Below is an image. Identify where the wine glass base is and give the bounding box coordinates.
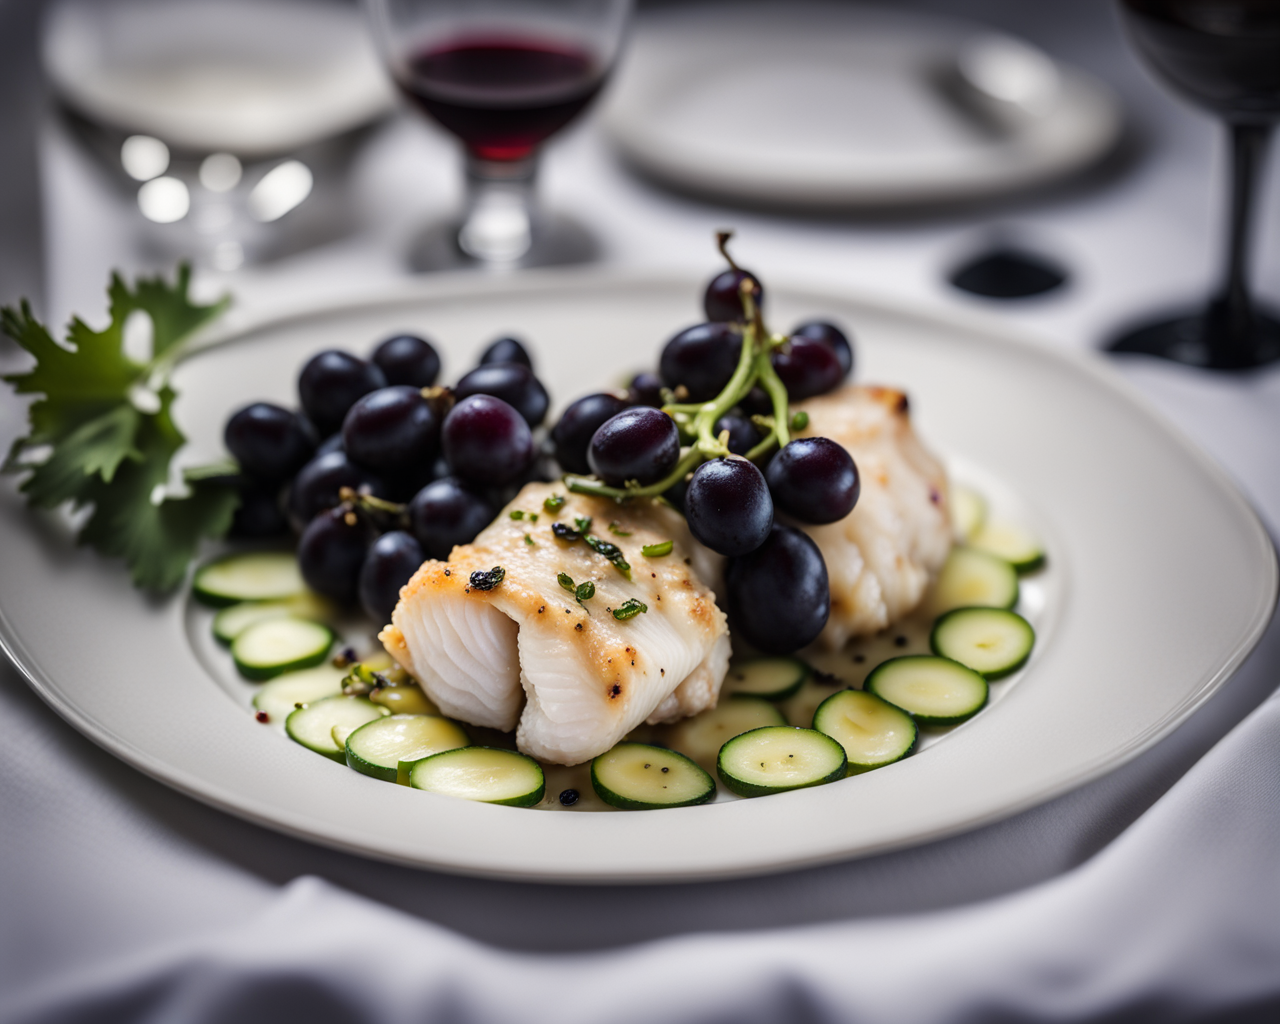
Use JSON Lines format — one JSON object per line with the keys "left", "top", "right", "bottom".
{"left": 1107, "top": 309, "right": 1280, "bottom": 371}
{"left": 406, "top": 211, "right": 599, "bottom": 273}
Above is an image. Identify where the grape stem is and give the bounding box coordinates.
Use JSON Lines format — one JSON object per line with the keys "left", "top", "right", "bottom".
{"left": 565, "top": 275, "right": 797, "bottom": 503}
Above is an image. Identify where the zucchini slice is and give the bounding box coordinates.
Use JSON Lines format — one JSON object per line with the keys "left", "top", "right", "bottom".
{"left": 928, "top": 546, "right": 1018, "bottom": 616}
{"left": 211, "top": 593, "right": 331, "bottom": 645}
{"left": 345, "top": 714, "right": 470, "bottom": 784}
{"left": 591, "top": 743, "right": 716, "bottom": 809}
{"left": 970, "top": 520, "right": 1046, "bottom": 573}
{"left": 231, "top": 617, "right": 334, "bottom": 681}
{"left": 812, "top": 689, "right": 917, "bottom": 773}
{"left": 724, "top": 657, "right": 811, "bottom": 700}
{"left": 716, "top": 726, "right": 847, "bottom": 797}
{"left": 950, "top": 485, "right": 987, "bottom": 542}
{"left": 193, "top": 552, "right": 306, "bottom": 607}
{"left": 864, "top": 655, "right": 988, "bottom": 726}
{"left": 251, "top": 665, "right": 346, "bottom": 724}
{"left": 410, "top": 747, "right": 546, "bottom": 807}
{"left": 931, "top": 607, "right": 1035, "bottom": 679}
{"left": 369, "top": 684, "right": 439, "bottom": 717}
{"left": 286, "top": 696, "right": 387, "bottom": 761}
{"left": 666, "top": 697, "right": 787, "bottom": 773}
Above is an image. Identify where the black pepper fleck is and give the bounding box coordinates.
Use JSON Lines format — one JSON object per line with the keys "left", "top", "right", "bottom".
{"left": 894, "top": 635, "right": 908, "bottom": 647}
{"left": 854, "top": 654, "right": 866, "bottom": 664}
{"left": 575, "top": 622, "right": 584, "bottom": 632}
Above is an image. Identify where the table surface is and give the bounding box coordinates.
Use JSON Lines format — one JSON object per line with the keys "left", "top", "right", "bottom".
{"left": 3, "top": 1, "right": 1280, "bottom": 1021}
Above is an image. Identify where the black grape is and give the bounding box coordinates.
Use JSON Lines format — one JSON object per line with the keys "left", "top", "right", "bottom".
{"left": 766, "top": 437, "right": 860, "bottom": 524}
{"left": 659, "top": 323, "right": 743, "bottom": 402}
{"left": 358, "top": 530, "right": 424, "bottom": 623}
{"left": 223, "top": 403, "right": 315, "bottom": 482}
{"left": 441, "top": 395, "right": 534, "bottom": 485}
{"left": 714, "top": 413, "right": 761, "bottom": 456}
{"left": 684, "top": 458, "right": 773, "bottom": 556}
{"left": 725, "top": 525, "right": 829, "bottom": 654}
{"left": 342, "top": 386, "right": 439, "bottom": 475}
{"left": 792, "top": 320, "right": 853, "bottom": 380}
{"left": 453, "top": 363, "right": 550, "bottom": 428}
{"left": 409, "top": 477, "right": 497, "bottom": 559}
{"left": 587, "top": 407, "right": 680, "bottom": 487}
{"left": 314, "top": 433, "right": 344, "bottom": 459}
{"left": 297, "top": 506, "right": 372, "bottom": 604}
{"left": 288, "top": 450, "right": 386, "bottom": 527}
{"left": 704, "top": 268, "right": 764, "bottom": 323}
{"left": 771, "top": 336, "right": 843, "bottom": 401}
{"left": 372, "top": 334, "right": 441, "bottom": 388}
{"left": 551, "top": 392, "right": 630, "bottom": 474}
{"left": 228, "top": 480, "right": 288, "bottom": 539}
{"left": 739, "top": 386, "right": 773, "bottom": 417}
{"left": 298, "top": 350, "right": 386, "bottom": 436}
{"left": 479, "top": 336, "right": 533, "bottom": 370}
{"left": 628, "top": 372, "right": 665, "bottom": 408}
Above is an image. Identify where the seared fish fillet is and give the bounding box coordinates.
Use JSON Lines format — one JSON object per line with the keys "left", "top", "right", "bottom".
{"left": 381, "top": 482, "right": 730, "bottom": 765}
{"left": 796, "top": 384, "right": 951, "bottom": 649}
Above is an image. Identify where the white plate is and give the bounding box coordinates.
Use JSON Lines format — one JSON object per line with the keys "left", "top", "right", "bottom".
{"left": 0, "top": 272, "right": 1273, "bottom": 883}
{"left": 602, "top": 4, "right": 1123, "bottom": 209}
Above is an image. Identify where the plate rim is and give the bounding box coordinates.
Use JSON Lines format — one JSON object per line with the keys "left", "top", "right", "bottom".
{"left": 2, "top": 267, "right": 1275, "bottom": 884}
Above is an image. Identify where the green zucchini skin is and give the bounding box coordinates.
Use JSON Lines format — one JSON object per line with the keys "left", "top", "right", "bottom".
{"left": 930, "top": 607, "right": 1035, "bottom": 680}
{"left": 812, "top": 689, "right": 917, "bottom": 774}
{"left": 344, "top": 714, "right": 470, "bottom": 783}
{"left": 231, "top": 618, "right": 334, "bottom": 681}
{"left": 716, "top": 726, "right": 847, "bottom": 797}
{"left": 192, "top": 552, "right": 306, "bottom": 607}
{"left": 286, "top": 696, "right": 387, "bottom": 761}
{"left": 591, "top": 743, "right": 717, "bottom": 810}
{"left": 723, "top": 657, "right": 811, "bottom": 700}
{"left": 410, "top": 747, "right": 546, "bottom": 807}
{"left": 864, "top": 655, "right": 988, "bottom": 726}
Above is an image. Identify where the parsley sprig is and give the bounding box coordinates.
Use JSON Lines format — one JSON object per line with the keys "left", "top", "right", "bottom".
{"left": 2, "top": 265, "right": 237, "bottom": 591}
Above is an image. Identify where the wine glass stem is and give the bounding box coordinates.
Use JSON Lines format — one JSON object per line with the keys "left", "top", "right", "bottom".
{"left": 1211, "top": 121, "right": 1273, "bottom": 362}
{"left": 458, "top": 154, "right": 538, "bottom": 263}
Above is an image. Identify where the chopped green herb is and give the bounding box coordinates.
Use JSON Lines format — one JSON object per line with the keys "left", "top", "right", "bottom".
{"left": 469, "top": 566, "right": 505, "bottom": 591}
{"left": 574, "top": 515, "right": 593, "bottom": 534}
{"left": 575, "top": 581, "right": 595, "bottom": 603}
{"left": 552, "top": 522, "right": 581, "bottom": 542}
{"left": 642, "top": 540, "right": 673, "bottom": 558}
{"left": 790, "top": 411, "right": 810, "bottom": 430}
{"left": 529, "top": 513, "right": 539, "bottom": 523}
{"left": 608, "top": 521, "right": 632, "bottom": 537}
{"left": 544, "top": 494, "right": 566, "bottom": 512}
{"left": 585, "top": 534, "right": 632, "bottom": 580}
{"left": 557, "top": 572, "right": 576, "bottom": 594}
{"left": 524, "top": 534, "right": 535, "bottom": 546}
{"left": 613, "top": 598, "right": 648, "bottom": 621}
{"left": 509, "top": 510, "right": 525, "bottom": 520}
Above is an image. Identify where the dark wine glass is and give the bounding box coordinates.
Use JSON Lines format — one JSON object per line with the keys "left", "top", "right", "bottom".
{"left": 364, "top": 0, "right": 631, "bottom": 269}
{"left": 1110, "top": 0, "right": 1280, "bottom": 369}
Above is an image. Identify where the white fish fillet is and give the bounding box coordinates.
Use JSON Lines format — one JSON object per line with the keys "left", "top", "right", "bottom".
{"left": 795, "top": 384, "right": 952, "bottom": 648}
{"left": 381, "top": 483, "right": 729, "bottom": 765}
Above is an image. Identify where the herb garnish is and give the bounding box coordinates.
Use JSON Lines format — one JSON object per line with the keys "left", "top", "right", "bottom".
{"left": 524, "top": 534, "right": 535, "bottom": 545}
{"left": 642, "top": 540, "right": 673, "bottom": 558}
{"left": 552, "top": 522, "right": 581, "bottom": 542}
{"left": 608, "top": 521, "right": 632, "bottom": 537}
{"left": 613, "top": 598, "right": 648, "bottom": 620}
{"left": 574, "top": 515, "right": 593, "bottom": 534}
{"left": 1, "top": 265, "right": 237, "bottom": 591}
{"left": 469, "top": 566, "right": 505, "bottom": 591}
{"left": 509, "top": 510, "right": 525, "bottom": 520}
{"left": 585, "top": 534, "right": 632, "bottom": 580}
{"left": 557, "top": 572, "right": 594, "bottom": 610}
{"left": 544, "top": 494, "right": 566, "bottom": 512}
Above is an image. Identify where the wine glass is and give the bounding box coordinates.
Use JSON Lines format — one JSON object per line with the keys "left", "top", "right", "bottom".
{"left": 1110, "top": 0, "right": 1280, "bottom": 370}
{"left": 364, "top": 0, "right": 631, "bottom": 269}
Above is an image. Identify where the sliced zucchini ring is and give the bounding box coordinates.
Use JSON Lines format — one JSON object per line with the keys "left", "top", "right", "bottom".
{"left": 812, "top": 689, "right": 917, "bottom": 773}
{"left": 410, "top": 747, "right": 545, "bottom": 807}
{"left": 716, "top": 726, "right": 847, "bottom": 797}
{"left": 370, "top": 684, "right": 439, "bottom": 717}
{"left": 666, "top": 697, "right": 787, "bottom": 772}
{"left": 950, "top": 485, "right": 988, "bottom": 542}
{"left": 286, "top": 696, "right": 387, "bottom": 761}
{"left": 211, "top": 593, "right": 331, "bottom": 645}
{"left": 864, "top": 655, "right": 988, "bottom": 726}
{"left": 928, "top": 546, "right": 1018, "bottom": 616}
{"left": 193, "top": 552, "right": 306, "bottom": 607}
{"left": 231, "top": 617, "right": 334, "bottom": 681}
{"left": 251, "top": 665, "right": 346, "bottom": 724}
{"left": 345, "top": 714, "right": 470, "bottom": 784}
{"left": 931, "top": 607, "right": 1035, "bottom": 680}
{"left": 970, "top": 520, "right": 1046, "bottom": 573}
{"left": 591, "top": 742, "right": 716, "bottom": 809}
{"left": 724, "top": 657, "right": 811, "bottom": 700}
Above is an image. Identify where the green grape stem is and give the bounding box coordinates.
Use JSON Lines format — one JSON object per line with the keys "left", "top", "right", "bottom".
{"left": 565, "top": 277, "right": 798, "bottom": 503}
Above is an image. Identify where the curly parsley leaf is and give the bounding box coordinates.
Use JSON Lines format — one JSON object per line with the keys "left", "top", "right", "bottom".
{"left": 1, "top": 266, "right": 234, "bottom": 591}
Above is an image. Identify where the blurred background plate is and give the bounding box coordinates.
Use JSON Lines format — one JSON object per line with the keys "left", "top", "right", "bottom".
{"left": 602, "top": 2, "right": 1123, "bottom": 209}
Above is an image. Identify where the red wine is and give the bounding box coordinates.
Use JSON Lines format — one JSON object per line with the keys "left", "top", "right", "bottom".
{"left": 399, "top": 38, "right": 603, "bottom": 161}
{"left": 1121, "top": 0, "right": 1280, "bottom": 121}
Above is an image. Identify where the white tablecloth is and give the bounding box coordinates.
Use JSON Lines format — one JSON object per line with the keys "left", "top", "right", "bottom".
{"left": 3, "top": 1, "right": 1280, "bottom": 1020}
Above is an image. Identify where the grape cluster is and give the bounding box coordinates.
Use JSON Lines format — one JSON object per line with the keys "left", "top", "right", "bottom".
{"left": 549, "top": 232, "right": 861, "bottom": 654}
{"left": 221, "top": 332, "right": 552, "bottom": 622}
